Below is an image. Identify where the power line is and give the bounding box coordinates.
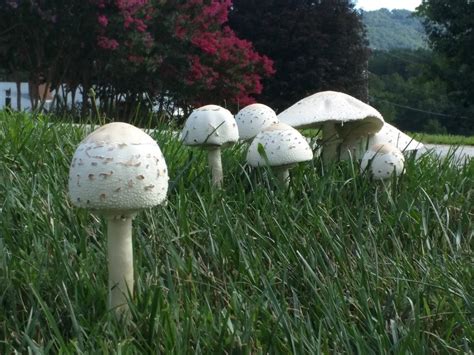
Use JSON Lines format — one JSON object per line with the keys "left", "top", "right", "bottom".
{"left": 372, "top": 50, "right": 425, "bottom": 65}
{"left": 369, "top": 95, "right": 471, "bottom": 119}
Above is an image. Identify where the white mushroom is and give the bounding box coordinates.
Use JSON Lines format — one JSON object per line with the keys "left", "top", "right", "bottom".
{"left": 246, "top": 122, "right": 313, "bottom": 187}
{"left": 341, "top": 122, "right": 424, "bottom": 160}
{"left": 68, "top": 122, "right": 169, "bottom": 314}
{"left": 360, "top": 143, "right": 405, "bottom": 181}
{"left": 235, "top": 103, "right": 279, "bottom": 141}
{"left": 181, "top": 105, "right": 239, "bottom": 188}
{"left": 278, "top": 91, "right": 384, "bottom": 164}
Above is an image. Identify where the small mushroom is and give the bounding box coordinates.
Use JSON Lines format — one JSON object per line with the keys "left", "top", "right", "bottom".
{"left": 235, "top": 103, "right": 279, "bottom": 141}
{"left": 360, "top": 143, "right": 405, "bottom": 181}
{"left": 246, "top": 122, "right": 313, "bottom": 188}
{"left": 278, "top": 91, "right": 384, "bottom": 165}
{"left": 181, "top": 105, "right": 239, "bottom": 188}
{"left": 68, "top": 122, "right": 169, "bottom": 315}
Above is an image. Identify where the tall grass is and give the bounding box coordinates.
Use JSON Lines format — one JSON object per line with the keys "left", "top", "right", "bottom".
{"left": 0, "top": 110, "right": 472, "bottom": 353}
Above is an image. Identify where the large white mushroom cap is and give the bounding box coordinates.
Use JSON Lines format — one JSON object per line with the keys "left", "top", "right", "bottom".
{"left": 246, "top": 122, "right": 313, "bottom": 167}
{"left": 278, "top": 91, "right": 384, "bottom": 137}
{"left": 360, "top": 143, "right": 405, "bottom": 180}
{"left": 235, "top": 103, "right": 279, "bottom": 140}
{"left": 68, "top": 122, "right": 169, "bottom": 214}
{"left": 181, "top": 105, "right": 239, "bottom": 147}
{"left": 341, "top": 122, "right": 424, "bottom": 160}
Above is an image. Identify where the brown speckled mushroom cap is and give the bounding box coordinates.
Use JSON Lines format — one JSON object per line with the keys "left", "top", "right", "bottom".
{"left": 68, "top": 122, "right": 169, "bottom": 214}
{"left": 360, "top": 143, "right": 405, "bottom": 180}
{"left": 235, "top": 103, "right": 279, "bottom": 141}
{"left": 246, "top": 122, "right": 313, "bottom": 167}
{"left": 181, "top": 105, "right": 239, "bottom": 147}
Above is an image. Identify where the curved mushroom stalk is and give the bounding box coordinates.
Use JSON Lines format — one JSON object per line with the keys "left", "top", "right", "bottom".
{"left": 107, "top": 214, "right": 135, "bottom": 314}
{"left": 207, "top": 146, "right": 223, "bottom": 188}
{"left": 272, "top": 164, "right": 295, "bottom": 188}
{"left": 321, "top": 123, "right": 343, "bottom": 165}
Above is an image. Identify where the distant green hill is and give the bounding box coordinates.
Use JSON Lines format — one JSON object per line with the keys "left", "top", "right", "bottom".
{"left": 361, "top": 9, "right": 427, "bottom": 50}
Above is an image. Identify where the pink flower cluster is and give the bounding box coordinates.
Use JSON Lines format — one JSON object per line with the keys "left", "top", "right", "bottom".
{"left": 92, "top": 0, "right": 151, "bottom": 51}
{"left": 116, "top": 0, "right": 148, "bottom": 32}
{"left": 97, "top": 15, "right": 108, "bottom": 27}
{"left": 97, "top": 35, "right": 119, "bottom": 50}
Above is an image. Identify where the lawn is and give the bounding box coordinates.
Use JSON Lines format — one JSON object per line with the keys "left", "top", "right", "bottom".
{"left": 0, "top": 111, "right": 472, "bottom": 353}
{"left": 408, "top": 132, "right": 474, "bottom": 146}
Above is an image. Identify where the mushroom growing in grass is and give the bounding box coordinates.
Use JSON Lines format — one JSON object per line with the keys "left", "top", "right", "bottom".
{"left": 181, "top": 105, "right": 239, "bottom": 188}
{"left": 68, "top": 122, "right": 169, "bottom": 314}
{"left": 340, "top": 122, "right": 424, "bottom": 161}
{"left": 360, "top": 143, "right": 405, "bottom": 182}
{"left": 235, "top": 103, "right": 279, "bottom": 141}
{"left": 278, "top": 91, "right": 384, "bottom": 165}
{"left": 246, "top": 122, "right": 313, "bottom": 188}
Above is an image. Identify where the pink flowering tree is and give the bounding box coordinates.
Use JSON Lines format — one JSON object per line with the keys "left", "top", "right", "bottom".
{"left": 93, "top": 0, "right": 274, "bottom": 114}
{"left": 0, "top": 0, "right": 274, "bottom": 118}
{"left": 169, "top": 0, "right": 274, "bottom": 109}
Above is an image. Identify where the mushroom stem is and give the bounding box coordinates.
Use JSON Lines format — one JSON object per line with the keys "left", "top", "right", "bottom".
{"left": 107, "top": 215, "right": 134, "bottom": 314}
{"left": 273, "top": 166, "right": 290, "bottom": 188}
{"left": 207, "top": 146, "right": 223, "bottom": 188}
{"left": 322, "top": 123, "right": 343, "bottom": 165}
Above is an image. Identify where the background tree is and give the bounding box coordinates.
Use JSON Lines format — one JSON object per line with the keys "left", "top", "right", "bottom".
{"left": 368, "top": 49, "right": 457, "bottom": 133}
{"left": 229, "top": 0, "right": 369, "bottom": 112}
{"left": 416, "top": 0, "right": 474, "bottom": 133}
{"left": 362, "top": 8, "right": 427, "bottom": 51}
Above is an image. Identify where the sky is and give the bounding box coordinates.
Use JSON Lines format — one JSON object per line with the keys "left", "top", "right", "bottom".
{"left": 355, "top": 0, "right": 422, "bottom": 11}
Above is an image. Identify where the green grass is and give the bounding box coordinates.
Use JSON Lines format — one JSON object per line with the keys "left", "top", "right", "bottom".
{"left": 408, "top": 132, "right": 474, "bottom": 146}
{"left": 0, "top": 110, "right": 473, "bottom": 353}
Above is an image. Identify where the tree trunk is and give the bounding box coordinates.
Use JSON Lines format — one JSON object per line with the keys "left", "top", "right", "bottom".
{"left": 16, "top": 80, "right": 21, "bottom": 111}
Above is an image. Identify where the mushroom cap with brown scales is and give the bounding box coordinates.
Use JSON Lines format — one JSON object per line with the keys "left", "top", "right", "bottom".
{"left": 235, "top": 103, "right": 279, "bottom": 141}
{"left": 246, "top": 122, "right": 313, "bottom": 168}
{"left": 181, "top": 105, "right": 239, "bottom": 147}
{"left": 68, "top": 122, "right": 169, "bottom": 214}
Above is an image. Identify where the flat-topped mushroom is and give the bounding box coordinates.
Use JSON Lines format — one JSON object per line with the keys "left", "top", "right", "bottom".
{"left": 181, "top": 105, "right": 239, "bottom": 188}
{"left": 246, "top": 122, "right": 313, "bottom": 187}
{"left": 360, "top": 143, "right": 405, "bottom": 181}
{"left": 278, "top": 91, "right": 384, "bottom": 164}
{"left": 341, "top": 122, "right": 424, "bottom": 160}
{"left": 69, "top": 122, "right": 169, "bottom": 314}
{"left": 235, "top": 103, "right": 279, "bottom": 141}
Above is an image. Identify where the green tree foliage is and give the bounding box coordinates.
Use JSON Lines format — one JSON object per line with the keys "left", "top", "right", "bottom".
{"left": 369, "top": 49, "right": 473, "bottom": 135}
{"left": 229, "top": 0, "right": 369, "bottom": 112}
{"left": 362, "top": 9, "right": 427, "bottom": 50}
{"left": 417, "top": 0, "right": 474, "bottom": 129}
